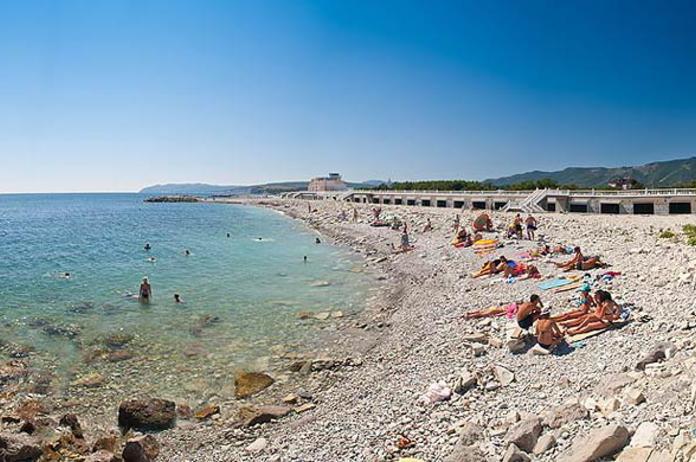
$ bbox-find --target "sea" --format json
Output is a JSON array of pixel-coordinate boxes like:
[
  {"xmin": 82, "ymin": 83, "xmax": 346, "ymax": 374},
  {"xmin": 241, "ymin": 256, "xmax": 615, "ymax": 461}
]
[{"xmin": 0, "ymin": 193, "xmax": 372, "ymax": 403}]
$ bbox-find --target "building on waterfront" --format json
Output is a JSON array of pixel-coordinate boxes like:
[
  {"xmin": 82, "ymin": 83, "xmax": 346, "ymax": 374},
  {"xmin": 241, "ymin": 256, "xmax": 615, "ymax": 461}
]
[{"xmin": 308, "ymin": 173, "xmax": 347, "ymax": 192}]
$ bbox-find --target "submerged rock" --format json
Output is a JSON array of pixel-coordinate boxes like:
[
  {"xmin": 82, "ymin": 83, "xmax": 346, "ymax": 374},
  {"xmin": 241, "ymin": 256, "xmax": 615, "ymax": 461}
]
[
  {"xmin": 0, "ymin": 432, "xmax": 43, "ymax": 461},
  {"xmin": 118, "ymin": 398, "xmax": 176, "ymax": 431}
]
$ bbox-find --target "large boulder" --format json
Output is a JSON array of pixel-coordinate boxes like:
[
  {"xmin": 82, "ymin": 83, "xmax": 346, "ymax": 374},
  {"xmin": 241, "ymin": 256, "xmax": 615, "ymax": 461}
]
[
  {"xmin": 0, "ymin": 432, "xmax": 42, "ymax": 462},
  {"xmin": 118, "ymin": 398, "xmax": 176, "ymax": 431},
  {"xmin": 234, "ymin": 371, "xmax": 274, "ymax": 399},
  {"xmin": 505, "ymin": 417, "xmax": 542, "ymax": 453},
  {"xmin": 122, "ymin": 435, "xmax": 159, "ymax": 462},
  {"xmin": 559, "ymin": 424, "xmax": 630, "ymax": 462}
]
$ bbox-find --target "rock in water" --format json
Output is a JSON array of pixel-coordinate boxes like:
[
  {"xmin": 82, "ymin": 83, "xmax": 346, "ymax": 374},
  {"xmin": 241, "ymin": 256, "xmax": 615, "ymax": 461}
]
[
  {"xmin": 234, "ymin": 371, "xmax": 274, "ymax": 399},
  {"xmin": 0, "ymin": 433, "xmax": 42, "ymax": 461},
  {"xmin": 505, "ymin": 417, "xmax": 542, "ymax": 453},
  {"xmin": 122, "ymin": 435, "xmax": 160, "ymax": 462},
  {"xmin": 559, "ymin": 424, "xmax": 630, "ymax": 462},
  {"xmin": 118, "ymin": 398, "xmax": 176, "ymax": 431},
  {"xmin": 194, "ymin": 404, "xmax": 220, "ymax": 421},
  {"xmin": 59, "ymin": 413, "xmax": 84, "ymax": 439}
]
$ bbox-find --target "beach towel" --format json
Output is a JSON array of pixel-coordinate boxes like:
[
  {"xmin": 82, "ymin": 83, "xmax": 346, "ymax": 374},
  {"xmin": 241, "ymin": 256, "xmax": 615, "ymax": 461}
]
[
  {"xmin": 538, "ymin": 275, "xmax": 581, "ymax": 291},
  {"xmin": 473, "ymin": 239, "xmax": 498, "ymax": 256},
  {"xmin": 566, "ymin": 319, "xmax": 630, "ymax": 343}
]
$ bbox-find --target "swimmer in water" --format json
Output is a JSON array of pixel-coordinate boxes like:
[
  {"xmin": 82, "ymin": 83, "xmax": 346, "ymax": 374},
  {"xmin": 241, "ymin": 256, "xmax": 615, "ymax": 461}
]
[
  {"xmin": 144, "ymin": 243, "xmax": 152, "ymax": 251},
  {"xmin": 147, "ymin": 256, "xmax": 156, "ymax": 263},
  {"xmin": 139, "ymin": 277, "xmax": 152, "ymax": 303},
  {"xmin": 226, "ymin": 233, "xmax": 231, "ymax": 238},
  {"xmin": 315, "ymin": 237, "xmax": 321, "ymax": 244},
  {"xmin": 174, "ymin": 293, "xmax": 183, "ymax": 303},
  {"xmin": 304, "ymin": 256, "xmax": 308, "ymax": 263},
  {"xmin": 184, "ymin": 249, "xmax": 191, "ymax": 256},
  {"xmin": 60, "ymin": 272, "xmax": 71, "ymax": 279}
]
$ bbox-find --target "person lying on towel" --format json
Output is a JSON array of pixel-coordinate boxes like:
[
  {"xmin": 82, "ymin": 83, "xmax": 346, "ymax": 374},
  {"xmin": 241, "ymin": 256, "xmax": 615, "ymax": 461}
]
[
  {"xmin": 564, "ymin": 290, "xmax": 620, "ymax": 336},
  {"xmin": 462, "ymin": 301, "xmax": 520, "ymax": 320},
  {"xmin": 471, "ymin": 255, "xmax": 510, "ymax": 278}
]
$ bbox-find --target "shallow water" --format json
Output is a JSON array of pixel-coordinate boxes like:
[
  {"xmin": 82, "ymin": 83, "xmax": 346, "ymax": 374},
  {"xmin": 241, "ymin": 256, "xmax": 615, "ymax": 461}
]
[{"xmin": 0, "ymin": 194, "xmax": 371, "ymax": 402}]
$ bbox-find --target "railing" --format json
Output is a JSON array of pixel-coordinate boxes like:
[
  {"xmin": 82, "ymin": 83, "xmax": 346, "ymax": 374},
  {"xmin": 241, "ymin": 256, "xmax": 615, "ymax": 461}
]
[{"xmin": 351, "ymin": 188, "xmax": 696, "ymax": 197}]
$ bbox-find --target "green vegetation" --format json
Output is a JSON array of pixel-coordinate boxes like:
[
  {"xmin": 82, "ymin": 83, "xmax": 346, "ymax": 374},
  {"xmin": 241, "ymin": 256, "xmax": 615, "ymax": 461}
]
[
  {"xmin": 372, "ymin": 178, "xmax": 579, "ymax": 191},
  {"xmin": 658, "ymin": 229, "xmax": 675, "ymax": 239},
  {"xmin": 683, "ymin": 225, "xmax": 696, "ymax": 246},
  {"xmin": 486, "ymin": 156, "xmax": 696, "ymax": 188}
]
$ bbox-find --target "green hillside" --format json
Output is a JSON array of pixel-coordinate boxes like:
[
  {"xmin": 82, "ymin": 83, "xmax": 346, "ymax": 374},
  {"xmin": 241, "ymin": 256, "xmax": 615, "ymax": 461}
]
[{"xmin": 487, "ymin": 157, "xmax": 696, "ymax": 188}]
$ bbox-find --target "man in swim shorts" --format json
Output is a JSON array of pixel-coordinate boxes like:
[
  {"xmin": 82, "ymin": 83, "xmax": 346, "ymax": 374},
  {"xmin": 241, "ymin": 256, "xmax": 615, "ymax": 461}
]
[{"xmin": 516, "ymin": 294, "xmax": 543, "ymax": 330}]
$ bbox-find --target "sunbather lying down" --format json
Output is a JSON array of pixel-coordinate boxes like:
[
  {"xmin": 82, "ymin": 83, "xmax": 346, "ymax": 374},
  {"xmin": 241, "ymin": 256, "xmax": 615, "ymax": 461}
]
[
  {"xmin": 463, "ymin": 301, "xmax": 518, "ymax": 319},
  {"xmin": 563, "ymin": 290, "xmax": 621, "ymax": 336},
  {"xmin": 555, "ymin": 246, "xmax": 604, "ymax": 272},
  {"xmin": 470, "ymin": 255, "xmax": 509, "ymax": 278},
  {"xmin": 502, "ymin": 261, "xmax": 541, "ymax": 280}
]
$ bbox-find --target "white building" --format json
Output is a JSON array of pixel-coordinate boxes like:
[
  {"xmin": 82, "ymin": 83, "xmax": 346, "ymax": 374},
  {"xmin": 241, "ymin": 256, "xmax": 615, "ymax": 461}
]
[{"xmin": 308, "ymin": 173, "xmax": 347, "ymax": 192}]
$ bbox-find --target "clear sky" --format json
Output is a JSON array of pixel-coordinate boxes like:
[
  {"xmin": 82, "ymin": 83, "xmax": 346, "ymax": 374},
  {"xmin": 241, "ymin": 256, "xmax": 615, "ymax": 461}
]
[{"xmin": 1, "ymin": 0, "xmax": 695, "ymax": 192}]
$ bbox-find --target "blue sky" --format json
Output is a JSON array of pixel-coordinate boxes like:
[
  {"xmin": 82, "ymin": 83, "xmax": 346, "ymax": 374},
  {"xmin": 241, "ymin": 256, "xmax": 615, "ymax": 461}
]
[{"xmin": 1, "ymin": 0, "xmax": 695, "ymax": 192}]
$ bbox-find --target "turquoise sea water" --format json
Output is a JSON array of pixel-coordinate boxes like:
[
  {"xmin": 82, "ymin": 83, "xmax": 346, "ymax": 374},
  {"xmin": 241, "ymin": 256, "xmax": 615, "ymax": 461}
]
[{"xmin": 0, "ymin": 194, "xmax": 371, "ymax": 402}]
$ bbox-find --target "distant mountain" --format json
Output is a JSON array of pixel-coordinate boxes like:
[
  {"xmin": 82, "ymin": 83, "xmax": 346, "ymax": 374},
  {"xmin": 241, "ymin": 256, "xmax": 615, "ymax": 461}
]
[
  {"xmin": 139, "ymin": 183, "xmax": 238, "ymax": 195},
  {"xmin": 486, "ymin": 157, "xmax": 696, "ymax": 188},
  {"xmin": 139, "ymin": 180, "xmax": 382, "ymax": 195}
]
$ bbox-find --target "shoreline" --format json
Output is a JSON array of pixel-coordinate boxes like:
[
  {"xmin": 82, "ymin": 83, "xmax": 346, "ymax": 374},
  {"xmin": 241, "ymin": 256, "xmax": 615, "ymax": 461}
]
[{"xmin": 5, "ymin": 197, "xmax": 696, "ymax": 461}]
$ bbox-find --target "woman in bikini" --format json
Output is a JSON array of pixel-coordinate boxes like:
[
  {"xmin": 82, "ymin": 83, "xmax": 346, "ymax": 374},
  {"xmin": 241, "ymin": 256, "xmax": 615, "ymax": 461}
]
[
  {"xmin": 555, "ymin": 247, "xmax": 602, "ymax": 272},
  {"xmin": 553, "ymin": 283, "xmax": 596, "ymax": 323},
  {"xmin": 564, "ymin": 290, "xmax": 620, "ymax": 336}
]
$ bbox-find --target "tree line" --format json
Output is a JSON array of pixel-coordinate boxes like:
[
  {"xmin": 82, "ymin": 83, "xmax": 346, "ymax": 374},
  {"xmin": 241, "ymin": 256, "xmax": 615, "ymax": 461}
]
[{"xmin": 371, "ymin": 178, "xmax": 580, "ymax": 191}]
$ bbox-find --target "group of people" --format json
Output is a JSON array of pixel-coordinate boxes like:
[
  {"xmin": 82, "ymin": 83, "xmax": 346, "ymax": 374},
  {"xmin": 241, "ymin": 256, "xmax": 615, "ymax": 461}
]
[
  {"xmin": 464, "ymin": 284, "xmax": 622, "ymax": 352},
  {"xmin": 455, "ymin": 212, "xmax": 619, "ymax": 353},
  {"xmin": 506, "ymin": 213, "xmax": 538, "ymax": 240}
]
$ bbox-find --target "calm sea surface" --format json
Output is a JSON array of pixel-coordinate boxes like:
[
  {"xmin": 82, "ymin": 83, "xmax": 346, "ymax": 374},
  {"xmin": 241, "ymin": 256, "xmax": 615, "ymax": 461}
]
[{"xmin": 0, "ymin": 194, "xmax": 371, "ymax": 401}]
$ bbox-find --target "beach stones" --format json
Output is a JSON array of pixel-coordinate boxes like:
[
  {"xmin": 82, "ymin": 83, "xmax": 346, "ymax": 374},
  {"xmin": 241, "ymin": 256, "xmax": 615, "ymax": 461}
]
[
  {"xmin": 193, "ymin": 404, "xmax": 220, "ymax": 421},
  {"xmin": 234, "ymin": 371, "xmax": 274, "ymax": 399},
  {"xmin": 122, "ymin": 435, "xmax": 160, "ymax": 462},
  {"xmin": 505, "ymin": 417, "xmax": 542, "ymax": 453},
  {"xmin": 238, "ymin": 405, "xmax": 291, "ymax": 427},
  {"xmin": 73, "ymin": 372, "xmax": 105, "ymax": 388},
  {"xmin": 0, "ymin": 432, "xmax": 43, "ymax": 461},
  {"xmin": 118, "ymin": 398, "xmax": 176, "ymax": 431},
  {"xmin": 559, "ymin": 424, "xmax": 630, "ymax": 462}
]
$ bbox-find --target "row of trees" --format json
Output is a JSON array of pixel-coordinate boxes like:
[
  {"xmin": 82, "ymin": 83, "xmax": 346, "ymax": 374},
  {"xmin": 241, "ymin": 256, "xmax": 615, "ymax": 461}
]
[{"xmin": 371, "ymin": 178, "xmax": 580, "ymax": 191}]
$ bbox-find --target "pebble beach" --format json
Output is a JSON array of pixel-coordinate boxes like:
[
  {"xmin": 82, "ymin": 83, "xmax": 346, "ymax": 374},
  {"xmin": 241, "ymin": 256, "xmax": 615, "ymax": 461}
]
[{"xmin": 159, "ymin": 198, "xmax": 696, "ymax": 461}]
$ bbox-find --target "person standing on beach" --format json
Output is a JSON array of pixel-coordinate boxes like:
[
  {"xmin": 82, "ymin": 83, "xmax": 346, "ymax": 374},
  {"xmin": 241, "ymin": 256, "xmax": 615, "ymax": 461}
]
[
  {"xmin": 353, "ymin": 207, "xmax": 358, "ymax": 223},
  {"xmin": 139, "ymin": 277, "xmax": 152, "ymax": 303},
  {"xmin": 526, "ymin": 214, "xmax": 538, "ymax": 240}
]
